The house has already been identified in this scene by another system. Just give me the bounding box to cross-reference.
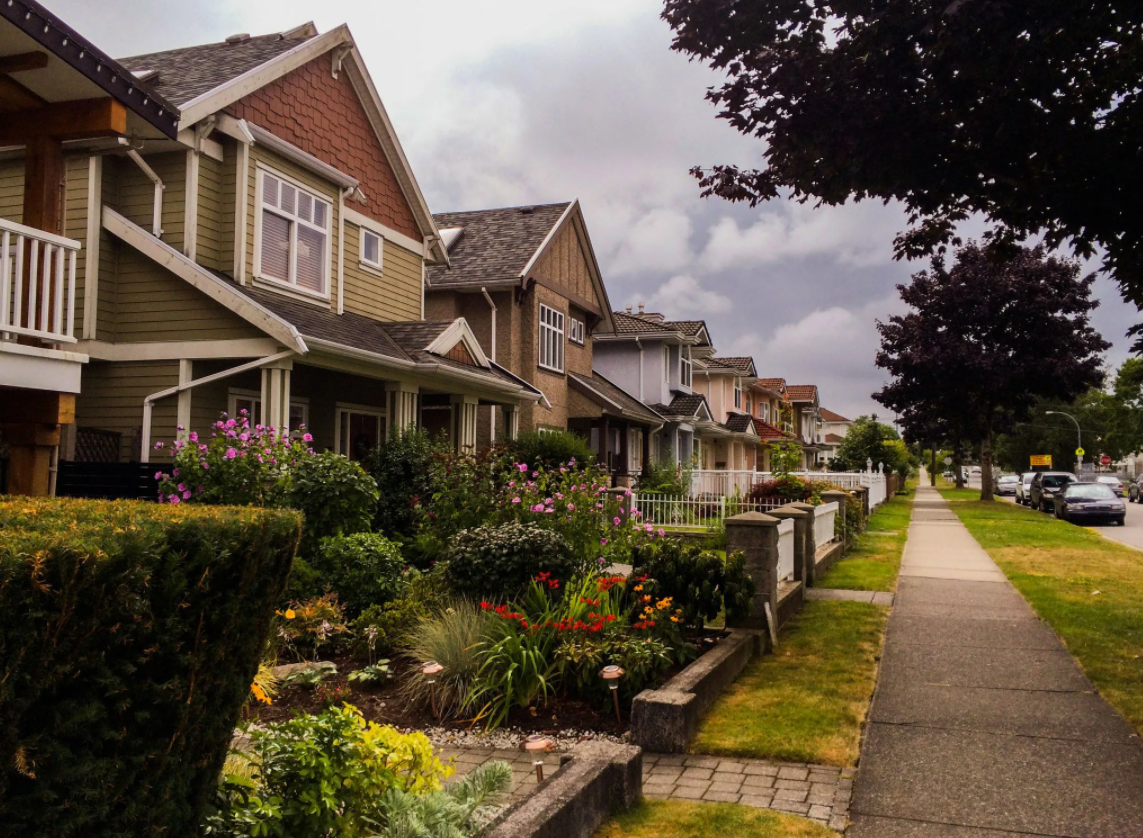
[691,355,764,491]
[1,0,180,495]
[593,307,717,473]
[819,407,852,466]
[2,21,545,489]
[786,384,824,469]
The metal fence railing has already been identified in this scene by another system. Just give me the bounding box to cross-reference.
[633,493,786,530]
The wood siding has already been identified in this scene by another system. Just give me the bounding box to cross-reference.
[74,360,180,462]
[531,219,599,311]
[63,156,90,334]
[0,159,22,223]
[97,158,120,342]
[218,139,238,277]
[196,152,225,271]
[342,221,423,321]
[117,151,186,253]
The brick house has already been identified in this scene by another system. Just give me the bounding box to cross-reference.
[2,22,544,488]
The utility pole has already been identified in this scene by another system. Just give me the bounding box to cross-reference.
[1046,410,1083,469]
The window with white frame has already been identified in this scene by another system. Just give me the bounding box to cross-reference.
[569,316,585,345]
[336,405,385,461]
[680,346,692,387]
[629,428,644,472]
[360,228,383,271]
[538,304,565,372]
[257,170,331,296]
[228,389,309,431]
[734,379,743,410]
[760,402,771,422]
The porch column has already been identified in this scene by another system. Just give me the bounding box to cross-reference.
[386,381,420,436]
[260,359,293,433]
[177,360,192,440]
[618,420,631,476]
[450,394,479,452]
[0,391,74,497]
[642,426,652,474]
[599,413,610,470]
[502,404,520,441]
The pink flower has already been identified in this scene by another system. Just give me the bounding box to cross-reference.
[239,433,250,442]
[189,432,198,443]
[601,537,608,545]
[509,480,517,487]
[644,524,653,533]
[560,467,567,473]
[303,433,313,442]
[624,489,632,497]
[225,419,236,429]
[225,447,238,460]
[613,517,621,526]
[177,483,187,493]
[512,497,522,504]
[182,490,191,500]
[172,468,180,478]
[531,504,545,513]
[176,425,184,432]
[202,462,210,470]
[567,503,575,511]
[168,494,180,505]
[657,528,666,537]
[153,441,164,449]
[517,463,528,473]
[154,471,163,480]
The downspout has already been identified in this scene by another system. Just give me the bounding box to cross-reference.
[141,350,296,463]
[481,286,497,444]
[635,337,644,402]
[119,138,164,237]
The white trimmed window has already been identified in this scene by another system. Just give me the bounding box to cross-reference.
[629,428,644,472]
[257,170,331,296]
[760,402,771,422]
[734,379,743,410]
[538,304,565,373]
[569,316,585,345]
[228,389,309,431]
[360,228,383,271]
[335,405,385,461]
[680,347,692,387]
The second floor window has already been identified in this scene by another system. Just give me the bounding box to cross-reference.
[734,380,743,410]
[569,317,585,345]
[538,304,565,373]
[259,171,331,296]
[681,347,692,387]
[360,229,383,271]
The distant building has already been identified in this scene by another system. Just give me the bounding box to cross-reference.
[819,408,853,466]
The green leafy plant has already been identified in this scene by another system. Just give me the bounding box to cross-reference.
[0,497,300,838]
[274,594,350,662]
[367,760,512,838]
[630,540,754,630]
[362,428,449,539]
[399,604,490,720]
[503,429,597,471]
[348,662,393,686]
[445,521,577,601]
[351,567,448,657]
[204,706,453,838]
[312,533,406,617]
[287,452,379,554]
[282,662,338,690]
[314,679,352,709]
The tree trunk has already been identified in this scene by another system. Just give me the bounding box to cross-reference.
[980,426,995,501]
[954,443,965,489]
[929,443,937,486]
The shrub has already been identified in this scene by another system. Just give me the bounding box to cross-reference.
[204,705,452,837]
[362,429,447,538]
[351,566,448,656]
[747,477,817,504]
[369,760,511,838]
[274,593,350,662]
[282,556,325,603]
[635,455,690,495]
[503,429,596,471]
[399,604,490,719]
[630,540,754,630]
[287,452,378,554]
[311,533,405,616]
[445,522,577,600]
[0,497,300,838]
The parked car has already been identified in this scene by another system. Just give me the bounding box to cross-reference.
[1096,475,1126,497]
[1052,482,1126,526]
[1016,472,1037,505]
[994,474,1020,495]
[1129,477,1143,503]
[970,466,982,475]
[1029,471,1078,512]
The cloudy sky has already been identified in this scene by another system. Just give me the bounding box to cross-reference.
[53,0,1136,420]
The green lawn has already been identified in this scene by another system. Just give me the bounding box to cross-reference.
[936,494,1143,734]
[691,599,888,766]
[595,800,836,838]
[815,480,917,592]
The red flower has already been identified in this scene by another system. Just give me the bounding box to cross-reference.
[480,601,491,610]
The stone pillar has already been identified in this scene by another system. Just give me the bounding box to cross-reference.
[853,485,870,524]
[790,501,818,586]
[769,504,812,586]
[821,490,850,549]
[386,381,419,436]
[725,511,781,637]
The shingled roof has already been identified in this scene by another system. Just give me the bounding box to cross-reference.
[820,407,851,423]
[650,392,711,420]
[426,203,571,288]
[568,372,663,425]
[723,413,757,434]
[756,378,787,392]
[119,30,312,106]
[711,357,756,375]
[756,420,796,441]
[786,385,818,403]
[610,312,711,345]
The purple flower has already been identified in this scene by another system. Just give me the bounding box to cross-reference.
[154,441,164,449]
[613,517,621,526]
[177,483,187,493]
[182,490,191,500]
[168,494,180,505]
[154,471,163,480]
[172,468,180,478]
[189,432,198,443]
[225,447,238,460]
[512,497,521,504]
[303,433,313,442]
[600,537,608,545]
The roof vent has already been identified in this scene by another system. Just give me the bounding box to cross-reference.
[625,305,633,314]
[637,302,645,314]
[225,33,252,45]
[518,206,534,215]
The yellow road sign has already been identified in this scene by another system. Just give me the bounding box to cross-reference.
[1030,455,1052,467]
[1076,447,1085,457]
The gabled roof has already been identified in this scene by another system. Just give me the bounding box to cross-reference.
[651,392,712,421]
[724,413,757,434]
[427,203,570,287]
[568,372,663,426]
[820,407,851,423]
[787,385,819,403]
[711,357,757,376]
[756,378,787,393]
[756,420,796,441]
[825,433,845,443]
[608,311,711,346]
[119,31,309,107]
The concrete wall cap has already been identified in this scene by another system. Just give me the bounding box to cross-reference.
[769,505,810,519]
[789,501,816,512]
[725,511,781,526]
[820,489,849,498]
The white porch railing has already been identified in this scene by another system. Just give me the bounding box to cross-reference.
[1,219,80,344]
[690,469,757,497]
[777,517,796,581]
[634,492,786,530]
[815,500,840,546]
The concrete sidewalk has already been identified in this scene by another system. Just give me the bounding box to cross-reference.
[849,485,1143,838]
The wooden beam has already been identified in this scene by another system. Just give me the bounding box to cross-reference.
[0,391,75,424]
[0,98,127,144]
[0,74,47,112]
[0,51,50,74]
[23,133,64,234]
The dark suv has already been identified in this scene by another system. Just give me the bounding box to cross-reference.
[1029,471,1078,512]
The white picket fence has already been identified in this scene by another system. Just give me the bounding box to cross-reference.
[634,493,786,530]
[777,517,796,581]
[814,501,840,546]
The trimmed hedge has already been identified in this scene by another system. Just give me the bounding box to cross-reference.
[0,498,301,838]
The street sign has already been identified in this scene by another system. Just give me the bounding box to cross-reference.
[1101,455,1112,466]
[1076,447,1085,457]
[1030,455,1052,467]
[943,456,952,465]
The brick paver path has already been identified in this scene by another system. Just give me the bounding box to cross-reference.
[442,746,563,803]
[642,753,851,832]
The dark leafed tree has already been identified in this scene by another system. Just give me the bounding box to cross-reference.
[662,0,1143,339]
[874,243,1109,500]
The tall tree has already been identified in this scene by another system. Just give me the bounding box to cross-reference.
[874,244,1108,499]
[662,1,1143,338]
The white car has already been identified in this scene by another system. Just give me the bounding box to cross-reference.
[1096,475,1126,497]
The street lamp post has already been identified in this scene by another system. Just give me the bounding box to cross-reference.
[1046,411,1083,468]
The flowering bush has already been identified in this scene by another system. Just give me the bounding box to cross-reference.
[630,540,755,631]
[445,521,578,600]
[274,593,350,662]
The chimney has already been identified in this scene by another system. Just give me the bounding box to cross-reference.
[625,305,632,314]
[638,302,645,314]
[225,33,251,44]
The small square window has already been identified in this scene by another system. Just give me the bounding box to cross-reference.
[569,317,585,345]
[360,228,382,270]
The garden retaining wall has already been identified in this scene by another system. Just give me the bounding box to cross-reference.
[814,541,845,578]
[628,629,763,753]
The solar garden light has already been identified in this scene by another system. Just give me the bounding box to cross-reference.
[524,734,553,782]
[422,661,443,719]
[600,665,625,725]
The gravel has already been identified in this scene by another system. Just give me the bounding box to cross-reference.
[413,724,629,752]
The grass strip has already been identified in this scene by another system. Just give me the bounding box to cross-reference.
[935,493,1143,734]
[594,800,836,838]
[815,480,917,592]
[691,599,888,766]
